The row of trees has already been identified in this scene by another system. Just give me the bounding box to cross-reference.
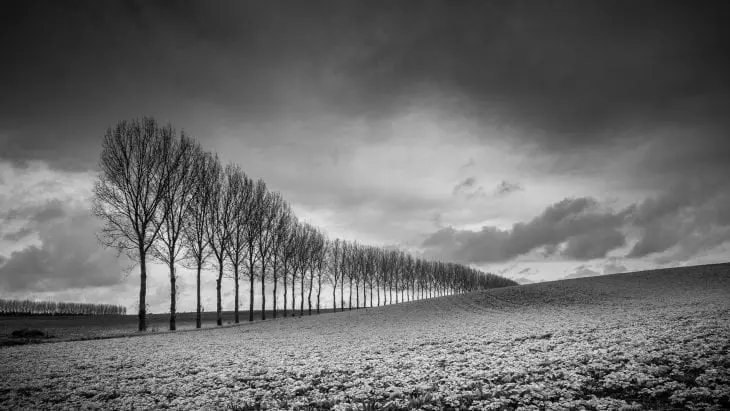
[0,299,127,316]
[93,117,517,331]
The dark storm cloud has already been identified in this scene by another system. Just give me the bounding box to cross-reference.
[0,203,124,292]
[422,197,630,263]
[627,183,730,260]
[562,229,626,260]
[424,185,730,264]
[2,1,728,173]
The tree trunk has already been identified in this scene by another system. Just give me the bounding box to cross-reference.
[216,265,223,326]
[307,269,313,316]
[316,274,321,314]
[356,279,360,309]
[137,247,147,331]
[196,262,202,328]
[169,264,176,331]
[283,270,288,317]
[249,271,255,322]
[332,277,337,312]
[261,263,266,321]
[273,270,278,319]
[234,269,240,324]
[300,270,304,316]
[376,280,380,306]
[340,276,345,312]
[395,280,399,304]
[370,278,373,308]
[138,249,147,332]
[348,275,352,310]
[292,272,297,317]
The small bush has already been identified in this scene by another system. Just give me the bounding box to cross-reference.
[11,328,47,338]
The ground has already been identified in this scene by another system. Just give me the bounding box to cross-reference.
[0,263,728,410]
[0,309,338,344]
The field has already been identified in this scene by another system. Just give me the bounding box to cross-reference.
[1,263,728,410]
[0,309,340,344]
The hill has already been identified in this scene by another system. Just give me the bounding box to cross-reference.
[1,262,728,409]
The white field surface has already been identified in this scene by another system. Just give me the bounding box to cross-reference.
[1,264,729,410]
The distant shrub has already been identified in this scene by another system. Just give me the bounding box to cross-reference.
[11,328,47,338]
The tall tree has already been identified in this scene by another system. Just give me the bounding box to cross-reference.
[269,199,292,319]
[281,218,300,317]
[182,147,217,328]
[328,238,342,312]
[313,231,328,314]
[244,179,267,322]
[205,158,235,326]
[296,224,314,316]
[93,117,178,331]
[223,165,253,324]
[151,132,195,331]
[256,188,280,321]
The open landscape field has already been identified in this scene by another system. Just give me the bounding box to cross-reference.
[0,309,341,344]
[1,263,729,410]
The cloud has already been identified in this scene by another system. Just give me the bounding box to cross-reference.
[30,200,66,223]
[562,228,626,260]
[423,197,629,263]
[495,180,523,197]
[2,1,727,181]
[3,199,67,223]
[2,227,34,242]
[452,177,477,196]
[0,203,126,292]
[626,185,730,261]
[563,265,601,280]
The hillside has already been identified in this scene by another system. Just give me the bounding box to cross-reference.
[1,263,728,410]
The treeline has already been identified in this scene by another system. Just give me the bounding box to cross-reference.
[92,117,518,331]
[0,299,127,316]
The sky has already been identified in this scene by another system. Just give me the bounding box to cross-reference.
[1,0,729,312]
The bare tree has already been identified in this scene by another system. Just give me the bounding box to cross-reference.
[182,147,218,328]
[288,222,307,317]
[151,132,195,331]
[223,165,253,324]
[327,238,342,312]
[244,179,267,322]
[295,224,315,316]
[205,159,235,326]
[314,231,328,314]
[256,188,280,321]
[342,241,354,311]
[281,218,300,317]
[269,199,292,319]
[93,117,178,331]
[379,249,389,305]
